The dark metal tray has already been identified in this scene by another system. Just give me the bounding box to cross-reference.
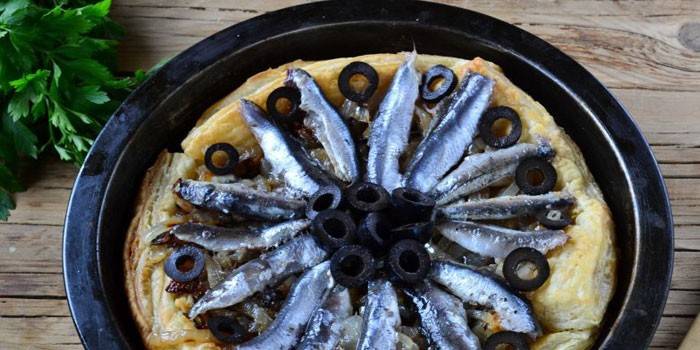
[63,1,673,348]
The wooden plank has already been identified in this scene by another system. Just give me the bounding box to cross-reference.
[18,157,78,191]
[0,317,81,349]
[0,298,71,317]
[0,224,63,274]
[613,89,700,146]
[0,273,65,298]
[673,251,700,290]
[651,316,694,348]
[112,0,700,93]
[675,225,700,251]
[665,290,700,317]
[2,187,70,226]
[653,145,700,164]
[667,179,700,226]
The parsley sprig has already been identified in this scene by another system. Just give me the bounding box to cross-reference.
[0,0,144,220]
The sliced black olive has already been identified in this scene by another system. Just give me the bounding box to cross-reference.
[503,247,550,292]
[306,185,343,219]
[164,245,205,283]
[420,65,457,103]
[392,221,434,243]
[536,206,572,229]
[479,106,522,148]
[266,86,302,123]
[387,239,430,285]
[356,212,393,253]
[484,331,530,350]
[346,182,390,214]
[204,143,239,176]
[338,61,379,103]
[515,157,557,195]
[330,245,376,288]
[311,209,356,250]
[207,315,250,344]
[391,187,436,224]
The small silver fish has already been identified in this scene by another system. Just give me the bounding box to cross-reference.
[297,285,353,350]
[405,281,481,350]
[357,279,400,350]
[234,261,334,350]
[404,73,495,193]
[366,52,420,191]
[430,260,540,335]
[188,235,327,318]
[437,220,568,258]
[433,140,554,205]
[287,69,360,183]
[240,99,331,197]
[439,192,574,221]
[169,219,310,251]
[175,179,306,221]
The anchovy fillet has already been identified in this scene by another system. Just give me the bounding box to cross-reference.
[439,192,574,221]
[433,141,554,205]
[235,261,334,350]
[297,286,353,350]
[366,52,420,191]
[405,281,481,350]
[175,180,306,221]
[404,74,495,193]
[437,220,568,258]
[240,99,330,196]
[170,219,310,251]
[357,279,400,350]
[288,69,359,183]
[188,235,327,318]
[430,260,540,335]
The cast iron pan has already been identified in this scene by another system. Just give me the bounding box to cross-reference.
[63,1,673,348]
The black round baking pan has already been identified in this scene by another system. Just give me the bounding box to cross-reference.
[62,0,673,348]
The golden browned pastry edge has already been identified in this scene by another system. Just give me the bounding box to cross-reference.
[124,53,617,350]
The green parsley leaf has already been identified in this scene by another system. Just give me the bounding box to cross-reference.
[0,0,144,220]
[0,189,15,221]
[0,162,23,192]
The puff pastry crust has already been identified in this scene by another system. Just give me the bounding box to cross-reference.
[124,53,616,350]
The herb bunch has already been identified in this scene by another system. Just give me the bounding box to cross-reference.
[0,0,143,220]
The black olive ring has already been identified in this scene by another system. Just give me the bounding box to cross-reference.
[479,106,523,148]
[164,245,205,283]
[387,239,431,284]
[515,157,557,195]
[311,209,357,250]
[536,206,573,229]
[306,185,343,219]
[204,143,240,176]
[346,182,391,214]
[338,61,379,103]
[356,212,393,253]
[207,315,250,344]
[420,64,457,103]
[266,86,302,123]
[330,245,377,288]
[503,247,550,292]
[391,187,436,225]
[484,331,530,350]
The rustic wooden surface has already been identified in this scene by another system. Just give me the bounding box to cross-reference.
[1,0,699,349]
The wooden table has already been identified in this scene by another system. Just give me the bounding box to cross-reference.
[1,1,698,349]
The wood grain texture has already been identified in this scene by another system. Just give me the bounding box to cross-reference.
[0,0,698,349]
